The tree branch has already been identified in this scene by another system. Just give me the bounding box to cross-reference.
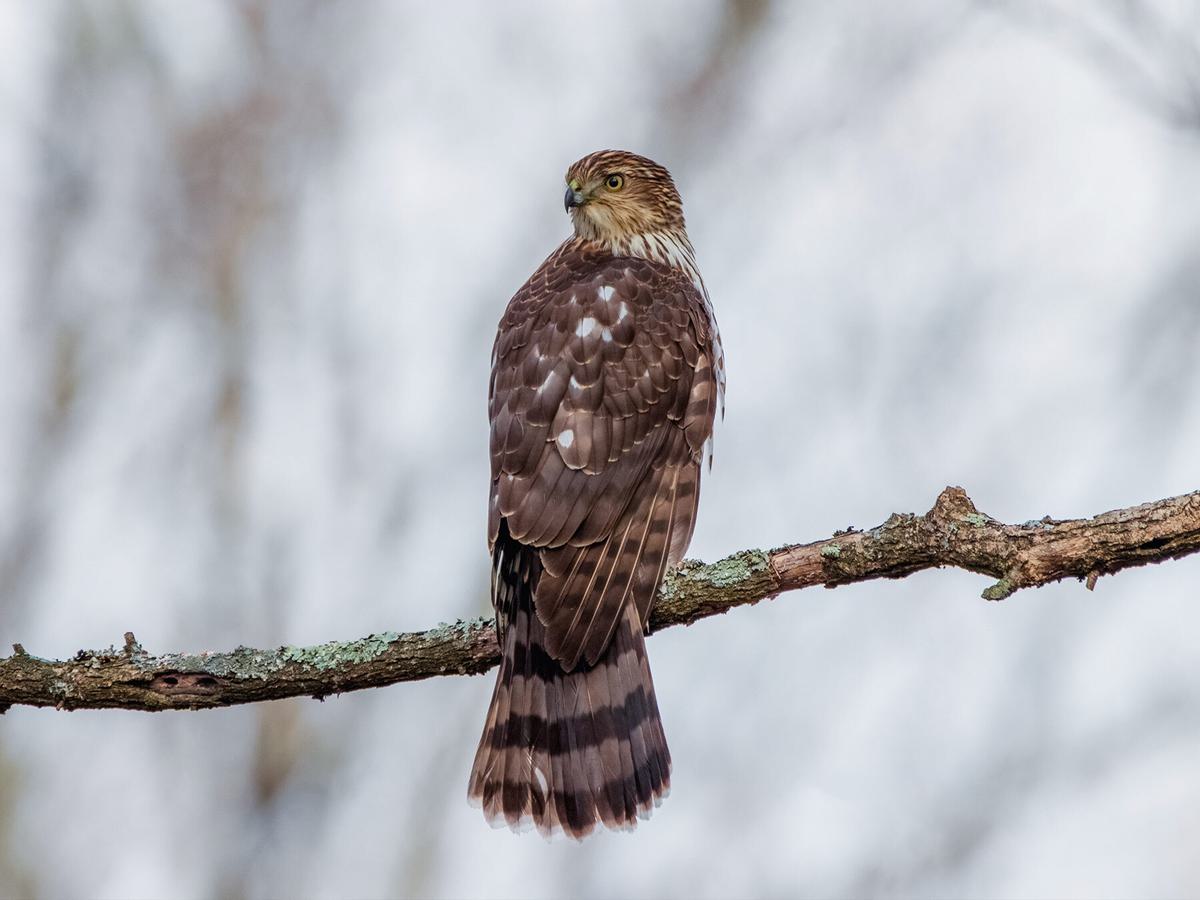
[2,486,1198,713]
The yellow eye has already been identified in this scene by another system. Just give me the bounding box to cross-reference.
[605,174,625,191]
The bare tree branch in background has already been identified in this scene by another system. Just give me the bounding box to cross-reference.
[990,0,1200,456]
[989,0,1200,131]
[2,486,1196,714]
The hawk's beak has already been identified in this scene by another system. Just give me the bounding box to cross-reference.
[564,181,585,212]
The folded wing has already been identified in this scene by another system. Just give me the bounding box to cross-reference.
[489,249,719,670]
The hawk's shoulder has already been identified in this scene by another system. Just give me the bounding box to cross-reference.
[495,240,715,367]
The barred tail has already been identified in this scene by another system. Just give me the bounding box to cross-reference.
[468,551,671,840]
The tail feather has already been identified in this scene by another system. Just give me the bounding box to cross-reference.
[468,539,671,839]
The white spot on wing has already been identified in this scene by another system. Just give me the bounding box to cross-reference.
[574,316,598,338]
[597,285,615,302]
[616,301,631,323]
[557,429,575,449]
[601,328,613,343]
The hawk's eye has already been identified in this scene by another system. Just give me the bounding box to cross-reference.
[605,174,625,191]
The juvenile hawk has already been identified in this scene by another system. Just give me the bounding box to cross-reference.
[469,150,724,839]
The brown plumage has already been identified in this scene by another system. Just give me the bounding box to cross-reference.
[469,150,724,839]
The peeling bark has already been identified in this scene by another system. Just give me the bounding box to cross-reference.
[2,486,1197,713]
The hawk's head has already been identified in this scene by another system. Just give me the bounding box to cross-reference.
[564,150,686,243]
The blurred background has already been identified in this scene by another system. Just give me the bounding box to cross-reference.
[1,1,1198,897]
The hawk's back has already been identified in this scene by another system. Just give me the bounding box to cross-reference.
[470,151,721,840]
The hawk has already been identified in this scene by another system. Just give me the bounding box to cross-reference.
[468,150,724,839]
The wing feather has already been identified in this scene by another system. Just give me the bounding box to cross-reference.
[489,241,720,670]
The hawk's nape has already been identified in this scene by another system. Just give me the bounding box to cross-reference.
[469,150,723,840]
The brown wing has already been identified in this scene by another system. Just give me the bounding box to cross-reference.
[488,242,719,671]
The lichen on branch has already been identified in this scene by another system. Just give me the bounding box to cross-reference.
[2,486,1197,713]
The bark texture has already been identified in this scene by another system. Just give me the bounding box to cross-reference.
[2,486,1197,713]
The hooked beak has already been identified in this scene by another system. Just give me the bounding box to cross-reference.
[564,181,585,212]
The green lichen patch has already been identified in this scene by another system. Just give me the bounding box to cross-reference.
[431,619,490,641]
[820,544,842,559]
[651,550,775,629]
[682,550,770,589]
[150,647,287,681]
[981,578,1014,601]
[281,632,402,672]
[963,513,988,527]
